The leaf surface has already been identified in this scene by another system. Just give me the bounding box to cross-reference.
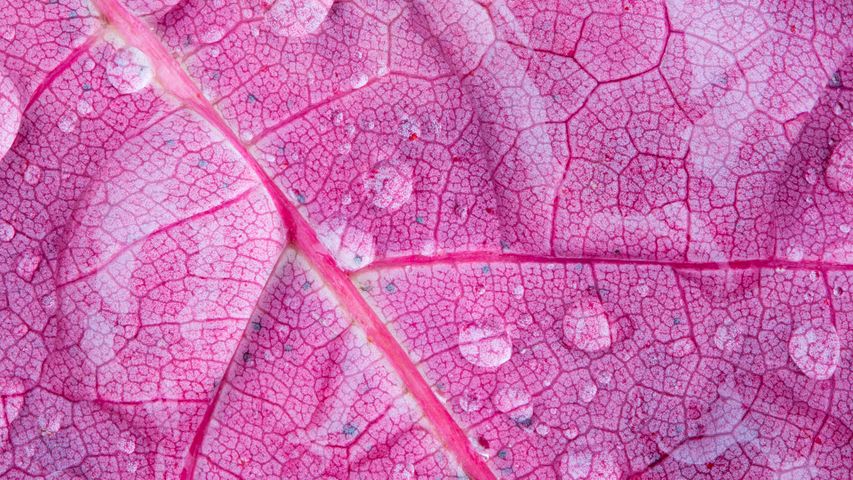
[1,0,852,479]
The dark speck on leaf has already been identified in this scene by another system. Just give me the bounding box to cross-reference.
[497,449,507,459]
[342,423,357,436]
[515,417,533,428]
[385,282,397,293]
[481,265,490,274]
[242,351,251,362]
[284,344,293,352]
[829,71,842,88]
[251,321,262,332]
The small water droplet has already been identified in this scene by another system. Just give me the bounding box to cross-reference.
[362,162,413,211]
[459,395,482,413]
[265,0,332,37]
[833,102,844,115]
[351,72,368,89]
[459,321,512,368]
[512,284,524,298]
[579,382,597,403]
[825,136,852,193]
[16,249,41,281]
[0,221,14,241]
[493,384,532,421]
[106,46,153,94]
[536,424,550,436]
[804,167,818,185]
[23,164,42,185]
[562,296,611,353]
[786,246,804,262]
[117,434,136,454]
[58,112,77,133]
[833,286,843,297]
[76,99,94,116]
[840,224,851,234]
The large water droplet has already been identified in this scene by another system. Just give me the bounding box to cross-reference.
[493,384,532,421]
[265,0,333,37]
[362,162,413,211]
[23,164,42,186]
[16,250,41,281]
[826,135,852,193]
[562,296,611,353]
[788,323,840,380]
[459,321,512,368]
[106,47,154,95]
[0,70,21,158]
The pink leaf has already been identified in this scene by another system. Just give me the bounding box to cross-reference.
[1,0,851,479]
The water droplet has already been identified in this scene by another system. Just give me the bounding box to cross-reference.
[833,102,844,115]
[23,164,42,185]
[58,112,77,133]
[459,321,512,368]
[398,118,420,139]
[714,320,742,352]
[16,250,41,281]
[833,286,843,297]
[331,110,344,126]
[0,221,14,241]
[786,246,804,262]
[362,162,413,211]
[562,296,611,353]
[117,434,136,454]
[536,424,550,436]
[392,463,415,480]
[826,135,852,193]
[840,224,850,234]
[789,323,840,380]
[493,384,532,421]
[579,382,597,403]
[512,284,525,298]
[265,0,332,37]
[351,72,368,89]
[459,395,482,413]
[76,99,94,116]
[106,47,153,95]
